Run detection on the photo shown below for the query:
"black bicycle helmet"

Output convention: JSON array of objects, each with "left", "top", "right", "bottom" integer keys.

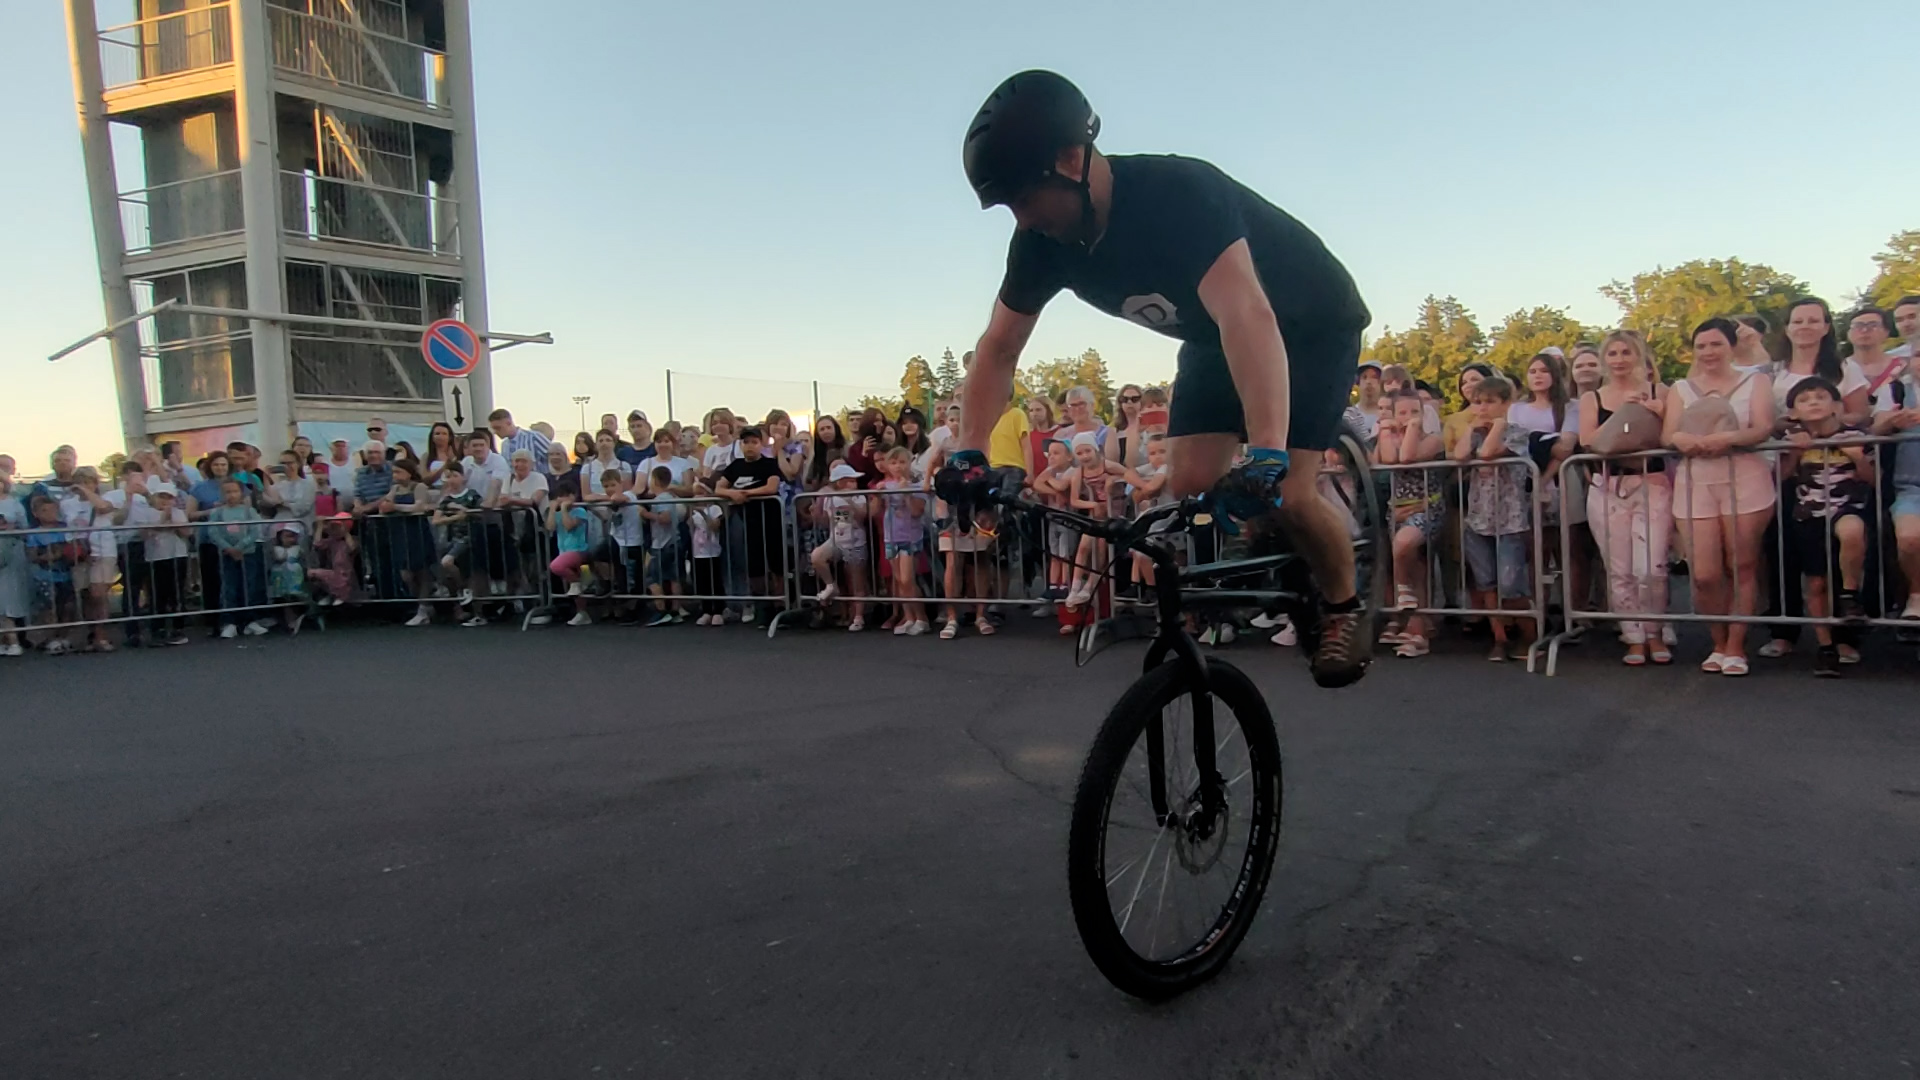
[{"left": 963, "top": 70, "right": 1100, "bottom": 209}]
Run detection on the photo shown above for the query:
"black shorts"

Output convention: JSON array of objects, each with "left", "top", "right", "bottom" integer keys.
[
  {"left": 1167, "top": 325, "right": 1362, "bottom": 451},
  {"left": 1787, "top": 513, "right": 1868, "bottom": 582}
]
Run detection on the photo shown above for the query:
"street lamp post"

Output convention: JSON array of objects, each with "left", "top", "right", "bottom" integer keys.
[{"left": 572, "top": 395, "right": 591, "bottom": 434}]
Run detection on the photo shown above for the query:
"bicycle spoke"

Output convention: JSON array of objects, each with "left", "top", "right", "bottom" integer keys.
[{"left": 1116, "top": 821, "right": 1169, "bottom": 935}]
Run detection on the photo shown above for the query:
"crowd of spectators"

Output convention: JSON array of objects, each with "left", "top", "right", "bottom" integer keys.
[{"left": 2, "top": 295, "right": 1917, "bottom": 677}]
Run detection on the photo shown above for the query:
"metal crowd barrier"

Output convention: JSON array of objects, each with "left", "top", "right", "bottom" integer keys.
[
  {"left": 347, "top": 505, "right": 549, "bottom": 630},
  {"left": 569, "top": 494, "right": 787, "bottom": 634},
  {"left": 1543, "top": 432, "right": 1920, "bottom": 675},
  {"left": 1371, "top": 455, "right": 1553, "bottom": 670},
  {"left": 0, "top": 514, "right": 313, "bottom": 648}
]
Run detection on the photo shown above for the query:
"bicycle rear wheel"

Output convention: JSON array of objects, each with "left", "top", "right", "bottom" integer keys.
[{"left": 1067, "top": 656, "right": 1282, "bottom": 999}]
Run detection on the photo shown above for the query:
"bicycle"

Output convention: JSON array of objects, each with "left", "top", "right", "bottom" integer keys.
[{"left": 978, "top": 433, "right": 1384, "bottom": 999}]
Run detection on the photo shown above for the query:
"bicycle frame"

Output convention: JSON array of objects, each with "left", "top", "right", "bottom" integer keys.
[{"left": 996, "top": 492, "right": 1305, "bottom": 830}]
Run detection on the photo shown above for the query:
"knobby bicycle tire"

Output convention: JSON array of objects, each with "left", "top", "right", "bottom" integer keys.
[{"left": 1066, "top": 656, "right": 1283, "bottom": 999}]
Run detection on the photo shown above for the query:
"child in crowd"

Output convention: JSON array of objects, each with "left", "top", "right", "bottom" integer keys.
[
  {"left": 716, "top": 426, "right": 787, "bottom": 626},
  {"left": 206, "top": 477, "right": 272, "bottom": 638},
  {"left": 810, "top": 461, "right": 871, "bottom": 631},
  {"left": 1375, "top": 389, "right": 1447, "bottom": 657},
  {"left": 1033, "top": 438, "right": 1077, "bottom": 603},
  {"left": 1782, "top": 378, "right": 1876, "bottom": 676},
  {"left": 0, "top": 474, "right": 30, "bottom": 655},
  {"left": 25, "top": 495, "right": 78, "bottom": 653},
  {"left": 872, "top": 446, "right": 929, "bottom": 635},
  {"left": 1450, "top": 374, "right": 1535, "bottom": 661},
  {"left": 142, "top": 482, "right": 193, "bottom": 646},
  {"left": 640, "top": 465, "right": 687, "bottom": 626},
  {"left": 547, "top": 488, "right": 596, "bottom": 626},
  {"left": 689, "top": 498, "right": 727, "bottom": 625},
  {"left": 269, "top": 520, "right": 308, "bottom": 631},
  {"left": 62, "top": 467, "right": 120, "bottom": 651},
  {"left": 1064, "top": 431, "right": 1114, "bottom": 626},
  {"left": 598, "top": 468, "right": 646, "bottom": 624},
  {"left": 308, "top": 513, "right": 357, "bottom": 608},
  {"left": 428, "top": 463, "right": 487, "bottom": 627},
  {"left": 1123, "top": 433, "right": 1172, "bottom": 594}
]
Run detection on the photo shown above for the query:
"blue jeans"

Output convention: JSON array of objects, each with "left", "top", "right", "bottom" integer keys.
[{"left": 217, "top": 549, "right": 267, "bottom": 626}]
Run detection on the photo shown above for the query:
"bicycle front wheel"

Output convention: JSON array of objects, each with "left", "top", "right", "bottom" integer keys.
[{"left": 1067, "top": 656, "right": 1283, "bottom": 999}]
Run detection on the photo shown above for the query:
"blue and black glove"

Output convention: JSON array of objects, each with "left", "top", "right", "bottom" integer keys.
[{"left": 1207, "top": 447, "right": 1290, "bottom": 532}]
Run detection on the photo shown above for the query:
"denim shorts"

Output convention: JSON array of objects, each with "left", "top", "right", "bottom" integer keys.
[
  {"left": 1463, "top": 530, "right": 1531, "bottom": 599},
  {"left": 884, "top": 539, "right": 922, "bottom": 561},
  {"left": 1892, "top": 485, "right": 1920, "bottom": 520},
  {"left": 644, "top": 543, "right": 683, "bottom": 587}
]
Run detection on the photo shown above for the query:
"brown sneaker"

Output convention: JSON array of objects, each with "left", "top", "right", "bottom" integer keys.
[{"left": 1309, "top": 608, "right": 1372, "bottom": 688}]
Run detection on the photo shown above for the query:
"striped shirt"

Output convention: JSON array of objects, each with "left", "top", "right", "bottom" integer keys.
[
  {"left": 352, "top": 462, "right": 394, "bottom": 508},
  {"left": 499, "top": 426, "right": 554, "bottom": 475}
]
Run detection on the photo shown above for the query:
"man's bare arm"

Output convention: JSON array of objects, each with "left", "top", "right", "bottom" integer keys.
[
  {"left": 958, "top": 300, "right": 1040, "bottom": 453},
  {"left": 1197, "top": 239, "right": 1291, "bottom": 451}
]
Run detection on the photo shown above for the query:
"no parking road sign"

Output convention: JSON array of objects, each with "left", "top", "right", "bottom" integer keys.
[{"left": 420, "top": 318, "right": 481, "bottom": 378}]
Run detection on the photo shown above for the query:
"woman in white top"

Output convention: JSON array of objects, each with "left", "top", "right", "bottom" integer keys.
[
  {"left": 1662, "top": 317, "right": 1776, "bottom": 676},
  {"left": 700, "top": 417, "right": 740, "bottom": 481},
  {"left": 1773, "top": 298, "right": 1869, "bottom": 427},
  {"left": 1578, "top": 331, "right": 1673, "bottom": 665},
  {"left": 261, "top": 450, "right": 317, "bottom": 521},
  {"left": 423, "top": 422, "right": 461, "bottom": 488},
  {"left": 580, "top": 430, "right": 633, "bottom": 504}
]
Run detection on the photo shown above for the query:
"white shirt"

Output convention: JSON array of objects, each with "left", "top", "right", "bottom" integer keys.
[
  {"left": 1773, "top": 358, "right": 1868, "bottom": 413},
  {"left": 1854, "top": 352, "right": 1912, "bottom": 415},
  {"left": 581, "top": 457, "right": 633, "bottom": 500},
  {"left": 61, "top": 494, "right": 116, "bottom": 559},
  {"left": 657, "top": 455, "right": 700, "bottom": 487},
  {"left": 461, "top": 452, "right": 512, "bottom": 504},
  {"left": 702, "top": 441, "right": 741, "bottom": 475},
  {"left": 326, "top": 458, "right": 357, "bottom": 495},
  {"left": 144, "top": 507, "right": 192, "bottom": 561},
  {"left": 1505, "top": 400, "right": 1579, "bottom": 436}
]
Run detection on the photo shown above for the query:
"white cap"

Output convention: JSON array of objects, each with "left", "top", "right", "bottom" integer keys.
[
  {"left": 147, "top": 481, "right": 179, "bottom": 497},
  {"left": 275, "top": 519, "right": 306, "bottom": 537},
  {"left": 1070, "top": 431, "right": 1100, "bottom": 452},
  {"left": 829, "top": 462, "right": 861, "bottom": 483}
]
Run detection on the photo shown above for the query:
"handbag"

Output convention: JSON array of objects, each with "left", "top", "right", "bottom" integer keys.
[
  {"left": 1677, "top": 375, "right": 1752, "bottom": 437},
  {"left": 1589, "top": 399, "right": 1663, "bottom": 456}
]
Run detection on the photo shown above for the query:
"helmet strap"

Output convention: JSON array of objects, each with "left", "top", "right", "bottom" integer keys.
[{"left": 1066, "top": 141, "right": 1098, "bottom": 249}]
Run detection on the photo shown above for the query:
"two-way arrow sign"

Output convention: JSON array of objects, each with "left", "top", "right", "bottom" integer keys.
[{"left": 440, "top": 376, "right": 473, "bottom": 429}]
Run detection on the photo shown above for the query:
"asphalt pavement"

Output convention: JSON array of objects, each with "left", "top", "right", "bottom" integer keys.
[{"left": 2, "top": 619, "right": 1917, "bottom": 1079}]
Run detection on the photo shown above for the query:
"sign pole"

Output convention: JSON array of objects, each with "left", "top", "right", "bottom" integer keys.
[{"left": 665, "top": 370, "right": 674, "bottom": 424}]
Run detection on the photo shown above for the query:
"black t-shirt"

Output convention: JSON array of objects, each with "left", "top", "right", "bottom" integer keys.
[
  {"left": 721, "top": 455, "right": 782, "bottom": 494},
  {"left": 998, "top": 154, "right": 1370, "bottom": 346}
]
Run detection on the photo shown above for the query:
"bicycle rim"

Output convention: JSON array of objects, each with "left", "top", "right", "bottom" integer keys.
[{"left": 1067, "top": 658, "right": 1283, "bottom": 999}]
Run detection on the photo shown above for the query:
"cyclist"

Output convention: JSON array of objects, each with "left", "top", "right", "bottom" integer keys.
[{"left": 941, "top": 70, "right": 1374, "bottom": 687}]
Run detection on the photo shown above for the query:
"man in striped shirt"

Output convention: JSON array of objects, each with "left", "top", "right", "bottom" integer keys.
[{"left": 489, "top": 408, "right": 553, "bottom": 476}]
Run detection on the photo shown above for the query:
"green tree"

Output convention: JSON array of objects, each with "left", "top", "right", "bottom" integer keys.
[
  {"left": 1484, "top": 306, "right": 1599, "bottom": 377},
  {"left": 933, "top": 347, "right": 963, "bottom": 399},
  {"left": 98, "top": 451, "right": 128, "bottom": 477},
  {"left": 1018, "top": 348, "right": 1115, "bottom": 419},
  {"left": 1863, "top": 229, "right": 1920, "bottom": 311},
  {"left": 1362, "top": 295, "right": 1487, "bottom": 402},
  {"left": 898, "top": 354, "right": 935, "bottom": 411},
  {"left": 1599, "top": 258, "right": 1810, "bottom": 380}
]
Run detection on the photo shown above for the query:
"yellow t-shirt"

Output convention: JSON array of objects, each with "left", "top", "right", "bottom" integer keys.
[
  {"left": 988, "top": 406, "right": 1031, "bottom": 471},
  {"left": 1441, "top": 409, "right": 1474, "bottom": 452}
]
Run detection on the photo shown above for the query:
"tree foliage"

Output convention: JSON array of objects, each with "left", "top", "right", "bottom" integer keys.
[
  {"left": 97, "top": 451, "right": 128, "bottom": 477},
  {"left": 898, "top": 355, "right": 935, "bottom": 412},
  {"left": 1864, "top": 229, "right": 1920, "bottom": 311},
  {"left": 1484, "top": 306, "right": 1601, "bottom": 376},
  {"left": 1599, "top": 258, "right": 1810, "bottom": 380},
  {"left": 1017, "top": 349, "right": 1115, "bottom": 420},
  {"left": 1362, "top": 295, "right": 1488, "bottom": 397},
  {"left": 933, "top": 348, "right": 963, "bottom": 399}
]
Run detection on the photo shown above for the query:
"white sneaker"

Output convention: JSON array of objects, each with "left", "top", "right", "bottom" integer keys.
[
  {"left": 566, "top": 581, "right": 583, "bottom": 596},
  {"left": 219, "top": 624, "right": 238, "bottom": 639},
  {"left": 1662, "top": 623, "right": 1678, "bottom": 645},
  {"left": 1031, "top": 602, "right": 1054, "bottom": 618},
  {"left": 405, "top": 611, "right": 432, "bottom": 627},
  {"left": 816, "top": 583, "right": 839, "bottom": 604},
  {"left": 1250, "top": 611, "right": 1283, "bottom": 630},
  {"left": 461, "top": 615, "right": 488, "bottom": 628},
  {"left": 694, "top": 614, "right": 711, "bottom": 626},
  {"left": 244, "top": 620, "right": 270, "bottom": 636},
  {"left": 905, "top": 619, "right": 929, "bottom": 636},
  {"left": 1757, "top": 639, "right": 1792, "bottom": 659},
  {"left": 1065, "top": 580, "right": 1092, "bottom": 606},
  {"left": 1271, "top": 624, "right": 1298, "bottom": 647},
  {"left": 457, "top": 589, "right": 473, "bottom": 607},
  {"left": 490, "top": 581, "right": 505, "bottom": 596},
  {"left": 893, "top": 619, "right": 912, "bottom": 636},
  {"left": 567, "top": 612, "right": 592, "bottom": 627},
  {"left": 0, "top": 643, "right": 20, "bottom": 658},
  {"left": 1903, "top": 594, "right": 1920, "bottom": 620}
]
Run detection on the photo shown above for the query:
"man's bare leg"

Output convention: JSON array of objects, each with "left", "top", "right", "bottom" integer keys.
[
  {"left": 1167, "top": 434, "right": 1355, "bottom": 606},
  {"left": 1276, "top": 460, "right": 1356, "bottom": 606}
]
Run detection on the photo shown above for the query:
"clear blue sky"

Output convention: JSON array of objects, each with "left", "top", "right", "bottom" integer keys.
[{"left": 3, "top": 0, "right": 1908, "bottom": 466}]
